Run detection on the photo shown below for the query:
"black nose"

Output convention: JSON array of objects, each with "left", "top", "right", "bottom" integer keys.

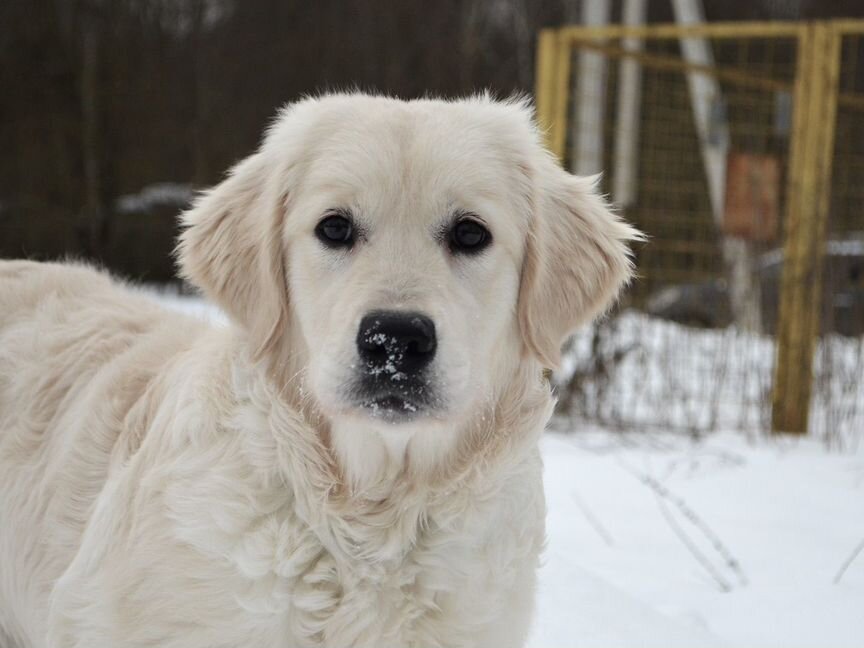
[{"left": 357, "top": 311, "right": 437, "bottom": 376}]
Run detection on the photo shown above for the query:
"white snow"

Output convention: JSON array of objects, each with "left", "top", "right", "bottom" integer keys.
[
  {"left": 531, "top": 428, "right": 864, "bottom": 648},
  {"left": 150, "top": 291, "right": 864, "bottom": 647},
  {"left": 138, "top": 283, "right": 227, "bottom": 325},
  {"left": 557, "top": 311, "right": 864, "bottom": 446},
  {"left": 115, "top": 183, "right": 195, "bottom": 214}
]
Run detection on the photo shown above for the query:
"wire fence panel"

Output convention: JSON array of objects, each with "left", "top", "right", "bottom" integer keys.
[
  {"left": 538, "top": 21, "right": 864, "bottom": 444},
  {"left": 812, "top": 28, "right": 864, "bottom": 446}
]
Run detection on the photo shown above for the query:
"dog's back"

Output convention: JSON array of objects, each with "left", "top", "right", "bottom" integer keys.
[{"left": 0, "top": 260, "right": 204, "bottom": 646}]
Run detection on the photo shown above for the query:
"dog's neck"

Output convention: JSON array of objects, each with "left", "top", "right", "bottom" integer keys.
[
  {"left": 249, "top": 328, "right": 550, "bottom": 500},
  {"left": 327, "top": 416, "right": 463, "bottom": 496},
  {"left": 240, "top": 334, "right": 550, "bottom": 499},
  {"left": 223, "top": 337, "right": 551, "bottom": 568}
]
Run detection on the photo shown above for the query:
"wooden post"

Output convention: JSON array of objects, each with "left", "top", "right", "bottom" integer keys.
[
  {"left": 572, "top": 0, "right": 611, "bottom": 175},
  {"left": 612, "top": 0, "right": 647, "bottom": 208},
  {"left": 535, "top": 28, "right": 571, "bottom": 164},
  {"left": 771, "top": 23, "right": 842, "bottom": 434},
  {"left": 671, "top": 0, "right": 730, "bottom": 222},
  {"left": 549, "top": 31, "right": 572, "bottom": 164},
  {"left": 535, "top": 29, "right": 559, "bottom": 153}
]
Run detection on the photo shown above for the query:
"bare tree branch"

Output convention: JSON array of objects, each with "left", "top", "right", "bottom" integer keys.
[{"left": 834, "top": 538, "right": 864, "bottom": 585}]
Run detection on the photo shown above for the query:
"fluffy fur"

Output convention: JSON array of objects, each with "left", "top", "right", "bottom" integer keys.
[{"left": 0, "top": 93, "right": 640, "bottom": 648}]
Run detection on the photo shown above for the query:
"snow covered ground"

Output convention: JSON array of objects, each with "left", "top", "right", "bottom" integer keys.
[
  {"left": 531, "top": 429, "right": 864, "bottom": 648},
  {"left": 558, "top": 311, "right": 864, "bottom": 445},
  {"left": 152, "top": 291, "right": 864, "bottom": 648}
]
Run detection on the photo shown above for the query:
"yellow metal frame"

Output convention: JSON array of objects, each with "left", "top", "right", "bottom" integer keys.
[{"left": 535, "top": 20, "right": 864, "bottom": 435}]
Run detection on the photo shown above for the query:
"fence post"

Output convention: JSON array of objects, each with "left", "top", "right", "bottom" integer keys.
[
  {"left": 549, "top": 30, "right": 572, "bottom": 164},
  {"left": 535, "top": 28, "right": 571, "bottom": 163},
  {"left": 771, "top": 22, "right": 842, "bottom": 434},
  {"left": 535, "top": 29, "right": 559, "bottom": 153}
]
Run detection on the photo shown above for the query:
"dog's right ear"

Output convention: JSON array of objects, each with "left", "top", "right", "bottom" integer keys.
[
  {"left": 518, "top": 160, "right": 642, "bottom": 370},
  {"left": 177, "top": 151, "right": 289, "bottom": 361}
]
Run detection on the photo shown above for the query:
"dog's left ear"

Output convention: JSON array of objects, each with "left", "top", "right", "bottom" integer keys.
[
  {"left": 177, "top": 151, "right": 289, "bottom": 362},
  {"left": 518, "top": 160, "right": 642, "bottom": 369}
]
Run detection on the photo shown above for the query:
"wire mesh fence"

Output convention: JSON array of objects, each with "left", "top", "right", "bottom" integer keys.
[
  {"left": 537, "top": 21, "right": 864, "bottom": 444},
  {"left": 813, "top": 26, "right": 864, "bottom": 446}
]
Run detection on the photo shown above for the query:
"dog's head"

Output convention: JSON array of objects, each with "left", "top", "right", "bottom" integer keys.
[{"left": 178, "top": 94, "right": 639, "bottom": 435}]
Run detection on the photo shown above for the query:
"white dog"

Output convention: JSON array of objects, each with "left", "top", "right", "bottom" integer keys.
[{"left": 0, "top": 93, "right": 639, "bottom": 648}]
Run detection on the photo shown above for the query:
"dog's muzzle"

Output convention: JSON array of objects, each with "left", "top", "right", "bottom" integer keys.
[{"left": 351, "top": 310, "right": 438, "bottom": 421}]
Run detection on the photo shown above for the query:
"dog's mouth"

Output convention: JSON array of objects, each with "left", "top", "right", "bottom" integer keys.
[
  {"left": 346, "top": 376, "right": 441, "bottom": 423},
  {"left": 361, "top": 393, "right": 422, "bottom": 422},
  {"left": 336, "top": 353, "right": 448, "bottom": 423}
]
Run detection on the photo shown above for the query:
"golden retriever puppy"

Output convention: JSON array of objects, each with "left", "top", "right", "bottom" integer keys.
[{"left": 0, "top": 93, "right": 639, "bottom": 648}]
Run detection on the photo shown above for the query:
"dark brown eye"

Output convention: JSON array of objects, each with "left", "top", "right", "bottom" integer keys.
[
  {"left": 315, "top": 213, "right": 354, "bottom": 248},
  {"left": 449, "top": 218, "right": 491, "bottom": 254}
]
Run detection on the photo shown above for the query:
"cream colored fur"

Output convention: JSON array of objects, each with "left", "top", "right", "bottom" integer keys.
[{"left": 0, "top": 93, "right": 640, "bottom": 648}]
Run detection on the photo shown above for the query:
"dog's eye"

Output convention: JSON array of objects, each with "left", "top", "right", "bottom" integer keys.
[
  {"left": 315, "top": 213, "right": 354, "bottom": 248},
  {"left": 449, "top": 218, "right": 491, "bottom": 254}
]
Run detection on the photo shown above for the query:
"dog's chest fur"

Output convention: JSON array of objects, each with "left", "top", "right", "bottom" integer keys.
[{"left": 134, "top": 368, "right": 546, "bottom": 648}]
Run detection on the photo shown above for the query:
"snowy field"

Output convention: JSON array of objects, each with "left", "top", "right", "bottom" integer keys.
[
  {"left": 558, "top": 311, "right": 864, "bottom": 445},
  {"left": 531, "top": 429, "right": 864, "bottom": 648},
  {"left": 152, "top": 291, "right": 864, "bottom": 648}
]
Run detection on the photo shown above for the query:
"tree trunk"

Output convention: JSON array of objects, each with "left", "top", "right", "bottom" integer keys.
[{"left": 79, "top": 12, "right": 106, "bottom": 257}]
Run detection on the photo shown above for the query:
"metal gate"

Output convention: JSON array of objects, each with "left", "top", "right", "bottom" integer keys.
[{"left": 536, "top": 21, "right": 864, "bottom": 442}]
